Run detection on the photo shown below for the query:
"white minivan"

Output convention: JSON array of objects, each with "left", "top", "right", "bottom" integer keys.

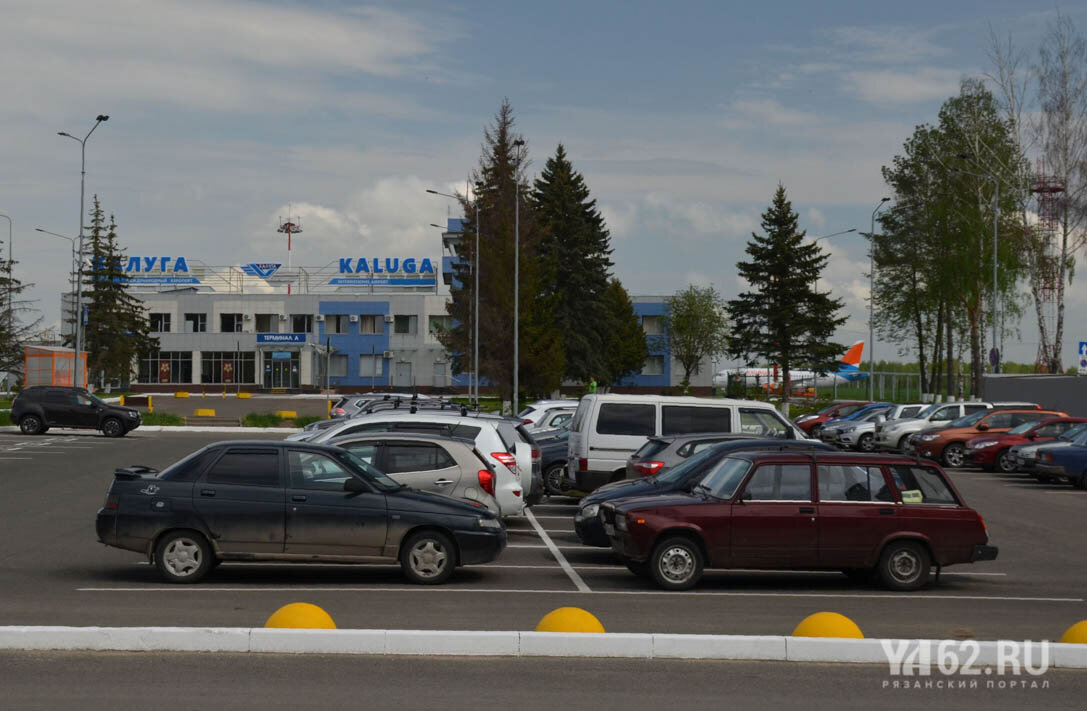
[{"left": 567, "top": 394, "right": 809, "bottom": 491}]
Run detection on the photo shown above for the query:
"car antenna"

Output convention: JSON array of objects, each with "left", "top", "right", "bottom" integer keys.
[
  {"left": 410, "top": 405, "right": 418, "bottom": 414},
  {"left": 383, "top": 394, "right": 390, "bottom": 401},
  {"left": 393, "top": 399, "right": 401, "bottom": 409},
  {"left": 460, "top": 406, "right": 468, "bottom": 416}
]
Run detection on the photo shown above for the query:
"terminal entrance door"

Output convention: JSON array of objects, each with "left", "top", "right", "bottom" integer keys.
[{"left": 263, "top": 352, "right": 300, "bottom": 389}]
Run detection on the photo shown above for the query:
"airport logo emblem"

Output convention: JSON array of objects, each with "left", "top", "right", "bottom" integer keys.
[{"left": 242, "top": 263, "right": 282, "bottom": 278}]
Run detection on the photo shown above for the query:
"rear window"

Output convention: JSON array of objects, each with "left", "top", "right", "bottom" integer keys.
[
  {"left": 676, "top": 438, "right": 732, "bottom": 457},
  {"left": 497, "top": 422, "right": 530, "bottom": 451},
  {"left": 817, "top": 465, "right": 893, "bottom": 502},
  {"left": 632, "top": 439, "right": 670, "bottom": 461},
  {"left": 662, "top": 405, "right": 731, "bottom": 435},
  {"left": 596, "top": 403, "right": 655, "bottom": 436},
  {"left": 890, "top": 466, "right": 959, "bottom": 505},
  {"left": 159, "top": 448, "right": 219, "bottom": 482},
  {"left": 384, "top": 443, "right": 457, "bottom": 473},
  {"left": 205, "top": 449, "right": 280, "bottom": 487},
  {"left": 451, "top": 424, "right": 482, "bottom": 440},
  {"left": 570, "top": 399, "right": 590, "bottom": 432}
]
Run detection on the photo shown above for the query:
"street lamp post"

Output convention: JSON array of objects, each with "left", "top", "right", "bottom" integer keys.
[
  {"left": 870, "top": 198, "right": 891, "bottom": 400},
  {"left": 58, "top": 114, "right": 109, "bottom": 389},
  {"left": 34, "top": 229, "right": 78, "bottom": 324},
  {"left": 0, "top": 213, "right": 11, "bottom": 333},
  {"left": 427, "top": 189, "right": 480, "bottom": 406},
  {"left": 512, "top": 138, "right": 524, "bottom": 414}
]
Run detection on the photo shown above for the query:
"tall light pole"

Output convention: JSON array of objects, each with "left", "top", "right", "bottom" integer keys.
[
  {"left": 512, "top": 138, "right": 524, "bottom": 414},
  {"left": 34, "top": 228, "right": 78, "bottom": 325},
  {"left": 58, "top": 114, "right": 109, "bottom": 389},
  {"left": 427, "top": 189, "right": 480, "bottom": 406},
  {"left": 870, "top": 198, "right": 891, "bottom": 400},
  {"left": 0, "top": 213, "right": 11, "bottom": 334}
]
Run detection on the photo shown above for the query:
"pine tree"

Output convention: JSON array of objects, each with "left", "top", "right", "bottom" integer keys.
[
  {"left": 437, "top": 100, "right": 565, "bottom": 402},
  {"left": 82, "top": 197, "right": 157, "bottom": 387},
  {"left": 531, "top": 144, "right": 614, "bottom": 383},
  {"left": 726, "top": 184, "right": 846, "bottom": 415},
  {"left": 600, "top": 278, "right": 647, "bottom": 386},
  {"left": 0, "top": 240, "right": 41, "bottom": 381}
]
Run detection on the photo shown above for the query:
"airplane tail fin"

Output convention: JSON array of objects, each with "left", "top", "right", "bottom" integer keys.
[{"left": 839, "top": 341, "right": 864, "bottom": 369}]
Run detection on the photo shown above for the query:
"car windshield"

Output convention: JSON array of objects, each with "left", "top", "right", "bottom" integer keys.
[
  {"left": 1007, "top": 421, "right": 1039, "bottom": 435},
  {"left": 656, "top": 446, "right": 723, "bottom": 484},
  {"left": 949, "top": 411, "right": 988, "bottom": 428},
  {"left": 915, "top": 404, "right": 940, "bottom": 418},
  {"left": 334, "top": 450, "right": 402, "bottom": 492},
  {"left": 694, "top": 457, "right": 753, "bottom": 499}
]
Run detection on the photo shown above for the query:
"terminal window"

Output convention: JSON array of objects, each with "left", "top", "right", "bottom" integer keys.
[
  {"left": 138, "top": 351, "right": 193, "bottom": 384},
  {"left": 291, "top": 314, "right": 313, "bottom": 333},
  {"left": 149, "top": 313, "right": 171, "bottom": 333},
  {"left": 329, "top": 354, "right": 348, "bottom": 377},
  {"left": 359, "top": 315, "right": 381, "bottom": 334},
  {"left": 394, "top": 315, "right": 417, "bottom": 335},
  {"left": 428, "top": 315, "right": 452, "bottom": 336},
  {"left": 359, "top": 355, "right": 383, "bottom": 377},
  {"left": 220, "top": 313, "right": 243, "bottom": 333},
  {"left": 641, "top": 315, "right": 665, "bottom": 335},
  {"left": 183, "top": 313, "right": 207, "bottom": 333},
  {"left": 255, "top": 314, "right": 278, "bottom": 333},
  {"left": 642, "top": 355, "right": 665, "bottom": 375}
]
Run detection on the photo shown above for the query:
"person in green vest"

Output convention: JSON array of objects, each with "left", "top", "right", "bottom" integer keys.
[{"left": 588, "top": 377, "right": 597, "bottom": 394}]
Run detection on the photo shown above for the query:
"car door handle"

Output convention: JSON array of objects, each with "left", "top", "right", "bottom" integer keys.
[
  {"left": 798, "top": 506, "right": 815, "bottom": 514},
  {"left": 200, "top": 489, "right": 216, "bottom": 497},
  {"left": 292, "top": 494, "right": 307, "bottom": 502},
  {"left": 879, "top": 508, "right": 895, "bottom": 515},
  {"left": 433, "top": 479, "right": 454, "bottom": 486}
]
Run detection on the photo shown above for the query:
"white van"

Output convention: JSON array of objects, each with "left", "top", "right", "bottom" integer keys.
[{"left": 566, "top": 394, "right": 809, "bottom": 491}]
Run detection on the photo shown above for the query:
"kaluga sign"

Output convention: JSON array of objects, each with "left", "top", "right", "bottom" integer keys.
[{"left": 337, "top": 257, "right": 436, "bottom": 275}]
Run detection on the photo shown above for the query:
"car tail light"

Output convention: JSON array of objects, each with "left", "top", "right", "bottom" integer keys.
[
  {"left": 513, "top": 490, "right": 522, "bottom": 497},
  {"left": 531, "top": 449, "right": 540, "bottom": 461},
  {"left": 104, "top": 494, "right": 119, "bottom": 511},
  {"left": 491, "top": 452, "right": 518, "bottom": 473},
  {"left": 977, "top": 514, "right": 987, "bottom": 532},
  {"left": 1039, "top": 452, "right": 1053, "bottom": 463},
  {"left": 333, "top": 408, "right": 346, "bottom": 416},
  {"left": 523, "top": 418, "right": 534, "bottom": 425},
  {"left": 477, "top": 470, "right": 495, "bottom": 497},
  {"left": 633, "top": 461, "right": 664, "bottom": 477},
  {"left": 578, "top": 458, "right": 588, "bottom": 471}
]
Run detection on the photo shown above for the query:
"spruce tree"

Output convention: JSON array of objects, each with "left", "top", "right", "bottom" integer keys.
[
  {"left": 600, "top": 279, "right": 647, "bottom": 386},
  {"left": 0, "top": 240, "right": 41, "bottom": 381},
  {"left": 531, "top": 144, "right": 614, "bottom": 383},
  {"left": 83, "top": 197, "right": 156, "bottom": 387},
  {"left": 726, "top": 184, "right": 846, "bottom": 415},
  {"left": 437, "top": 100, "right": 565, "bottom": 402}
]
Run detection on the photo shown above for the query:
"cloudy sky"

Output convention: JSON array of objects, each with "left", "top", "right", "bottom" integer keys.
[{"left": 2, "top": 0, "right": 1084, "bottom": 367}]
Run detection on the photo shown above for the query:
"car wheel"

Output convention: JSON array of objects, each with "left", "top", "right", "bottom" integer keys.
[
  {"left": 624, "top": 558, "right": 651, "bottom": 579},
  {"left": 996, "top": 450, "right": 1017, "bottom": 474},
  {"left": 544, "top": 463, "right": 567, "bottom": 496},
  {"left": 19, "top": 414, "right": 44, "bottom": 435},
  {"left": 101, "top": 417, "right": 124, "bottom": 438},
  {"left": 1077, "top": 471, "right": 1087, "bottom": 491},
  {"left": 878, "top": 540, "right": 930, "bottom": 591},
  {"left": 649, "top": 536, "right": 704, "bottom": 591},
  {"left": 154, "top": 530, "right": 212, "bottom": 584},
  {"left": 400, "top": 530, "right": 456, "bottom": 585},
  {"left": 841, "top": 568, "right": 874, "bottom": 585},
  {"left": 942, "top": 443, "right": 965, "bottom": 468},
  {"left": 897, "top": 435, "right": 912, "bottom": 452},
  {"left": 856, "top": 433, "right": 875, "bottom": 452}
]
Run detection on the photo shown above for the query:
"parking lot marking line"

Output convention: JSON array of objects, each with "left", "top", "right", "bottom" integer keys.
[
  {"left": 74, "top": 587, "right": 1078, "bottom": 602},
  {"left": 525, "top": 508, "right": 590, "bottom": 593},
  {"left": 506, "top": 529, "right": 573, "bottom": 536},
  {"left": 1043, "top": 490, "right": 1087, "bottom": 494},
  {"left": 0, "top": 457, "right": 31, "bottom": 460}
]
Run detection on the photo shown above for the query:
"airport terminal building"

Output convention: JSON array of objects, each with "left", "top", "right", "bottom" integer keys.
[{"left": 59, "top": 220, "right": 712, "bottom": 392}]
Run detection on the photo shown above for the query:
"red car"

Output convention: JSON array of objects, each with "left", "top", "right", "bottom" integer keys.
[
  {"left": 964, "top": 417, "right": 1087, "bottom": 472},
  {"left": 602, "top": 451, "right": 996, "bottom": 591},
  {"left": 793, "top": 401, "right": 869, "bottom": 437}
]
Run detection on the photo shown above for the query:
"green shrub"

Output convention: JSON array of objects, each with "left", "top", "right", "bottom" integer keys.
[
  {"left": 141, "top": 412, "right": 186, "bottom": 426},
  {"left": 295, "top": 415, "right": 323, "bottom": 427},
  {"left": 0, "top": 412, "right": 11, "bottom": 427},
  {"left": 242, "top": 413, "right": 284, "bottom": 427}
]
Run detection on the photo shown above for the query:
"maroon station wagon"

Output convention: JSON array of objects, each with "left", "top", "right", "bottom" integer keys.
[{"left": 601, "top": 451, "right": 997, "bottom": 591}]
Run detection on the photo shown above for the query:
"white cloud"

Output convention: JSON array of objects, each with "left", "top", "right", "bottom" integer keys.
[
  {"left": 807, "top": 207, "right": 827, "bottom": 230},
  {"left": 827, "top": 25, "right": 953, "bottom": 65},
  {"left": 730, "top": 98, "right": 820, "bottom": 127},
  {"left": 844, "top": 68, "right": 964, "bottom": 105}
]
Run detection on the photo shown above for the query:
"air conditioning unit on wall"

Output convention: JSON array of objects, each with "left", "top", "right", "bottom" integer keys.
[
  {"left": 279, "top": 314, "right": 287, "bottom": 321},
  {"left": 383, "top": 351, "right": 393, "bottom": 359},
  {"left": 315, "top": 314, "right": 325, "bottom": 322},
  {"left": 349, "top": 315, "right": 359, "bottom": 322},
  {"left": 243, "top": 313, "right": 252, "bottom": 321},
  {"left": 384, "top": 315, "right": 394, "bottom": 323}
]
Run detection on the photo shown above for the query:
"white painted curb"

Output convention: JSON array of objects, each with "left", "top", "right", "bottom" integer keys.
[{"left": 0, "top": 627, "right": 1084, "bottom": 666}]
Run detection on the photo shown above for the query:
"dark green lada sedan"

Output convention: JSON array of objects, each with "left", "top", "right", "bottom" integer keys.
[{"left": 96, "top": 440, "right": 506, "bottom": 584}]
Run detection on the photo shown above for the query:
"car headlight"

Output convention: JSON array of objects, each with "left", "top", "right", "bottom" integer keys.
[
  {"left": 580, "top": 503, "right": 599, "bottom": 518},
  {"left": 616, "top": 515, "right": 628, "bottom": 531},
  {"left": 477, "top": 517, "right": 502, "bottom": 530},
  {"left": 127, "top": 411, "right": 137, "bottom": 418},
  {"left": 841, "top": 426, "right": 856, "bottom": 433},
  {"left": 974, "top": 441, "right": 998, "bottom": 449},
  {"left": 919, "top": 434, "right": 939, "bottom": 441}
]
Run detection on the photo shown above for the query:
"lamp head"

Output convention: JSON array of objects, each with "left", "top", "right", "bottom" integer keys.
[{"left": 96, "top": 115, "right": 109, "bottom": 122}]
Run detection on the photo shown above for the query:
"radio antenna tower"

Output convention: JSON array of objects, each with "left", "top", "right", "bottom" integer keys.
[
  {"left": 278, "top": 206, "right": 303, "bottom": 295},
  {"left": 1030, "top": 158, "right": 1065, "bottom": 372}
]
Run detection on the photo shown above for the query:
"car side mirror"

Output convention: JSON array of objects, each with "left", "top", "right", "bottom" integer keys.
[
  {"left": 976, "top": 423, "right": 989, "bottom": 432},
  {"left": 343, "top": 477, "right": 368, "bottom": 493},
  {"left": 1027, "top": 433, "right": 1037, "bottom": 440}
]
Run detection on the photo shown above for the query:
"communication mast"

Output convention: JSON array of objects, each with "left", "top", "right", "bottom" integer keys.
[
  {"left": 1030, "top": 158, "right": 1064, "bottom": 372},
  {"left": 277, "top": 208, "right": 303, "bottom": 295}
]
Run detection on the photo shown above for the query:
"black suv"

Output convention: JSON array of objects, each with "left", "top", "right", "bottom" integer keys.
[{"left": 12, "top": 387, "right": 141, "bottom": 437}]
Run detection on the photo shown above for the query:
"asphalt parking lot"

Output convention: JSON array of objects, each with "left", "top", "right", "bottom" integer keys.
[{"left": 1, "top": 430, "right": 1086, "bottom": 641}]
